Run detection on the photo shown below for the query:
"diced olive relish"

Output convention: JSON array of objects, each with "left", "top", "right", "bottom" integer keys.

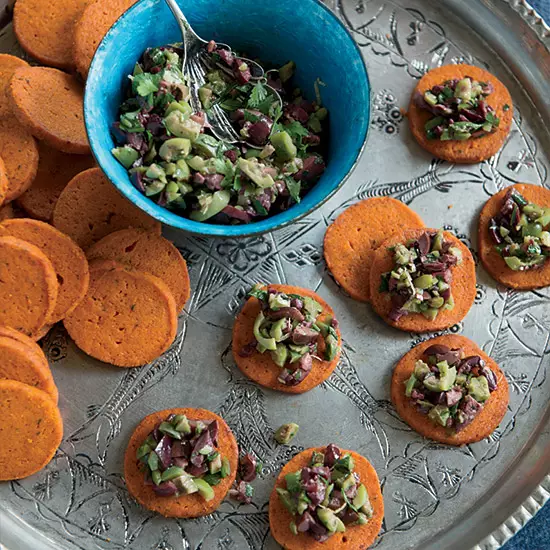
[
  {"left": 277, "top": 444, "right": 373, "bottom": 542},
  {"left": 229, "top": 452, "right": 258, "bottom": 504},
  {"left": 418, "top": 76, "right": 500, "bottom": 141},
  {"left": 242, "top": 285, "right": 340, "bottom": 386},
  {"left": 136, "top": 413, "right": 230, "bottom": 499},
  {"left": 404, "top": 344, "right": 498, "bottom": 432},
  {"left": 489, "top": 188, "right": 550, "bottom": 271},
  {"left": 275, "top": 422, "right": 300, "bottom": 445},
  {"left": 380, "top": 230, "right": 462, "bottom": 322},
  {"left": 111, "top": 43, "right": 328, "bottom": 224}
]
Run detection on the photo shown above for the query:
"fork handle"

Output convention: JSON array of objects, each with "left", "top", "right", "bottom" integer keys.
[{"left": 164, "top": 0, "right": 202, "bottom": 68}]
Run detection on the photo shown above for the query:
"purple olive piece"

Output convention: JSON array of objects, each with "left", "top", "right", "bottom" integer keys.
[
  {"left": 441, "top": 253, "right": 458, "bottom": 267},
  {"left": 458, "top": 355, "right": 484, "bottom": 374},
  {"left": 301, "top": 467, "right": 315, "bottom": 484},
  {"left": 437, "top": 349, "right": 462, "bottom": 366},
  {"left": 224, "top": 149, "right": 237, "bottom": 163},
  {"left": 284, "top": 103, "right": 309, "bottom": 124},
  {"left": 187, "top": 463, "right": 208, "bottom": 477},
  {"left": 222, "top": 205, "right": 252, "bottom": 223},
  {"left": 151, "top": 423, "right": 162, "bottom": 443},
  {"left": 328, "top": 491, "right": 344, "bottom": 510},
  {"left": 455, "top": 395, "right": 483, "bottom": 432},
  {"left": 207, "top": 420, "right": 219, "bottom": 446},
  {"left": 420, "top": 259, "right": 446, "bottom": 273},
  {"left": 229, "top": 480, "right": 253, "bottom": 504},
  {"left": 239, "top": 453, "right": 257, "bottom": 482},
  {"left": 217, "top": 48, "right": 234, "bottom": 67},
  {"left": 440, "top": 288, "right": 452, "bottom": 300},
  {"left": 153, "top": 481, "right": 178, "bottom": 497},
  {"left": 248, "top": 120, "right": 272, "bottom": 145},
  {"left": 423, "top": 344, "right": 451, "bottom": 356},
  {"left": 309, "top": 517, "right": 329, "bottom": 537},
  {"left": 294, "top": 155, "right": 326, "bottom": 182},
  {"left": 190, "top": 430, "right": 213, "bottom": 466},
  {"left": 462, "top": 109, "right": 486, "bottom": 123},
  {"left": 324, "top": 444, "right": 341, "bottom": 467},
  {"left": 145, "top": 113, "right": 164, "bottom": 135},
  {"left": 344, "top": 483, "right": 358, "bottom": 501},
  {"left": 290, "top": 298, "right": 303, "bottom": 310},
  {"left": 172, "top": 457, "right": 189, "bottom": 469},
  {"left": 303, "top": 134, "right": 321, "bottom": 145},
  {"left": 127, "top": 132, "right": 148, "bottom": 155},
  {"left": 388, "top": 307, "right": 406, "bottom": 322},
  {"left": 430, "top": 269, "right": 453, "bottom": 283},
  {"left": 266, "top": 307, "right": 305, "bottom": 322},
  {"left": 154, "top": 436, "right": 173, "bottom": 470},
  {"left": 414, "top": 91, "right": 429, "bottom": 110},
  {"left": 445, "top": 387, "right": 463, "bottom": 407},
  {"left": 292, "top": 324, "right": 320, "bottom": 345},
  {"left": 433, "top": 104, "right": 454, "bottom": 117},
  {"left": 203, "top": 173, "right": 224, "bottom": 191},
  {"left": 481, "top": 366, "right": 498, "bottom": 391},
  {"left": 445, "top": 97, "right": 460, "bottom": 107},
  {"left": 171, "top": 440, "right": 191, "bottom": 458},
  {"left": 432, "top": 125, "right": 445, "bottom": 138},
  {"left": 434, "top": 392, "right": 446, "bottom": 405},
  {"left": 193, "top": 172, "right": 206, "bottom": 185},
  {"left": 458, "top": 114, "right": 468, "bottom": 122},
  {"left": 304, "top": 479, "right": 326, "bottom": 506},
  {"left": 299, "top": 353, "right": 313, "bottom": 373},
  {"left": 311, "top": 465, "right": 331, "bottom": 479},
  {"left": 478, "top": 99, "right": 488, "bottom": 118},
  {"left": 297, "top": 511, "right": 315, "bottom": 532},
  {"left": 481, "top": 82, "right": 494, "bottom": 95},
  {"left": 339, "top": 508, "right": 360, "bottom": 525},
  {"left": 411, "top": 389, "right": 425, "bottom": 400},
  {"left": 267, "top": 75, "right": 283, "bottom": 92},
  {"left": 274, "top": 180, "right": 286, "bottom": 195},
  {"left": 417, "top": 232, "right": 432, "bottom": 256},
  {"left": 156, "top": 190, "right": 167, "bottom": 207},
  {"left": 256, "top": 189, "right": 273, "bottom": 211},
  {"left": 489, "top": 220, "right": 503, "bottom": 244},
  {"left": 234, "top": 58, "right": 251, "bottom": 84},
  {"left": 131, "top": 171, "right": 146, "bottom": 193},
  {"left": 231, "top": 109, "right": 246, "bottom": 124}
]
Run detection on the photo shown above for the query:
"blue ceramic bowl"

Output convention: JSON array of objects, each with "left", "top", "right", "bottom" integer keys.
[{"left": 85, "top": 0, "right": 370, "bottom": 237}]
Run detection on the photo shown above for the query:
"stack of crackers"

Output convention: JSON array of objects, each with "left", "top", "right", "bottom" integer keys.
[{"left": 0, "top": 0, "right": 193, "bottom": 481}]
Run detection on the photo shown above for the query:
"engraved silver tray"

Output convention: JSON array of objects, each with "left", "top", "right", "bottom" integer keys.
[{"left": 1, "top": 1, "right": 549, "bottom": 549}]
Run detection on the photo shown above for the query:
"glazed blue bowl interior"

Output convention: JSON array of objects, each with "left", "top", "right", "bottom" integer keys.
[{"left": 85, "top": 0, "right": 370, "bottom": 237}]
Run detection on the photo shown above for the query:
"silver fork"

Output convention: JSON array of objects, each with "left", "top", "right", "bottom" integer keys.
[{"left": 164, "top": 0, "right": 282, "bottom": 148}]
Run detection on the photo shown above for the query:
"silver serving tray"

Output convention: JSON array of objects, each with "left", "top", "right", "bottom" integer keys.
[{"left": 1, "top": 1, "right": 549, "bottom": 549}]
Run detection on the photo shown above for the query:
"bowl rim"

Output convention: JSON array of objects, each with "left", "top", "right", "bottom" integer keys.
[{"left": 84, "top": 0, "right": 371, "bottom": 239}]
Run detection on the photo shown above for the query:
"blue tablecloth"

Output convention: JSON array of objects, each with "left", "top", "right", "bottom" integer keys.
[{"left": 500, "top": 2, "right": 549, "bottom": 549}]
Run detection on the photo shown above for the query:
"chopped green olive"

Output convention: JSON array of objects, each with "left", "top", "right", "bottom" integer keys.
[{"left": 189, "top": 190, "right": 231, "bottom": 221}]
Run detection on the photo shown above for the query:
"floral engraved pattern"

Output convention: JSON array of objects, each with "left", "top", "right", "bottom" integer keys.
[
  {"left": 437, "top": 464, "right": 462, "bottom": 487},
  {"left": 393, "top": 491, "right": 417, "bottom": 520},
  {"left": 1, "top": 1, "right": 549, "bottom": 549},
  {"left": 216, "top": 237, "right": 272, "bottom": 272},
  {"left": 506, "top": 372, "right": 530, "bottom": 394}
]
